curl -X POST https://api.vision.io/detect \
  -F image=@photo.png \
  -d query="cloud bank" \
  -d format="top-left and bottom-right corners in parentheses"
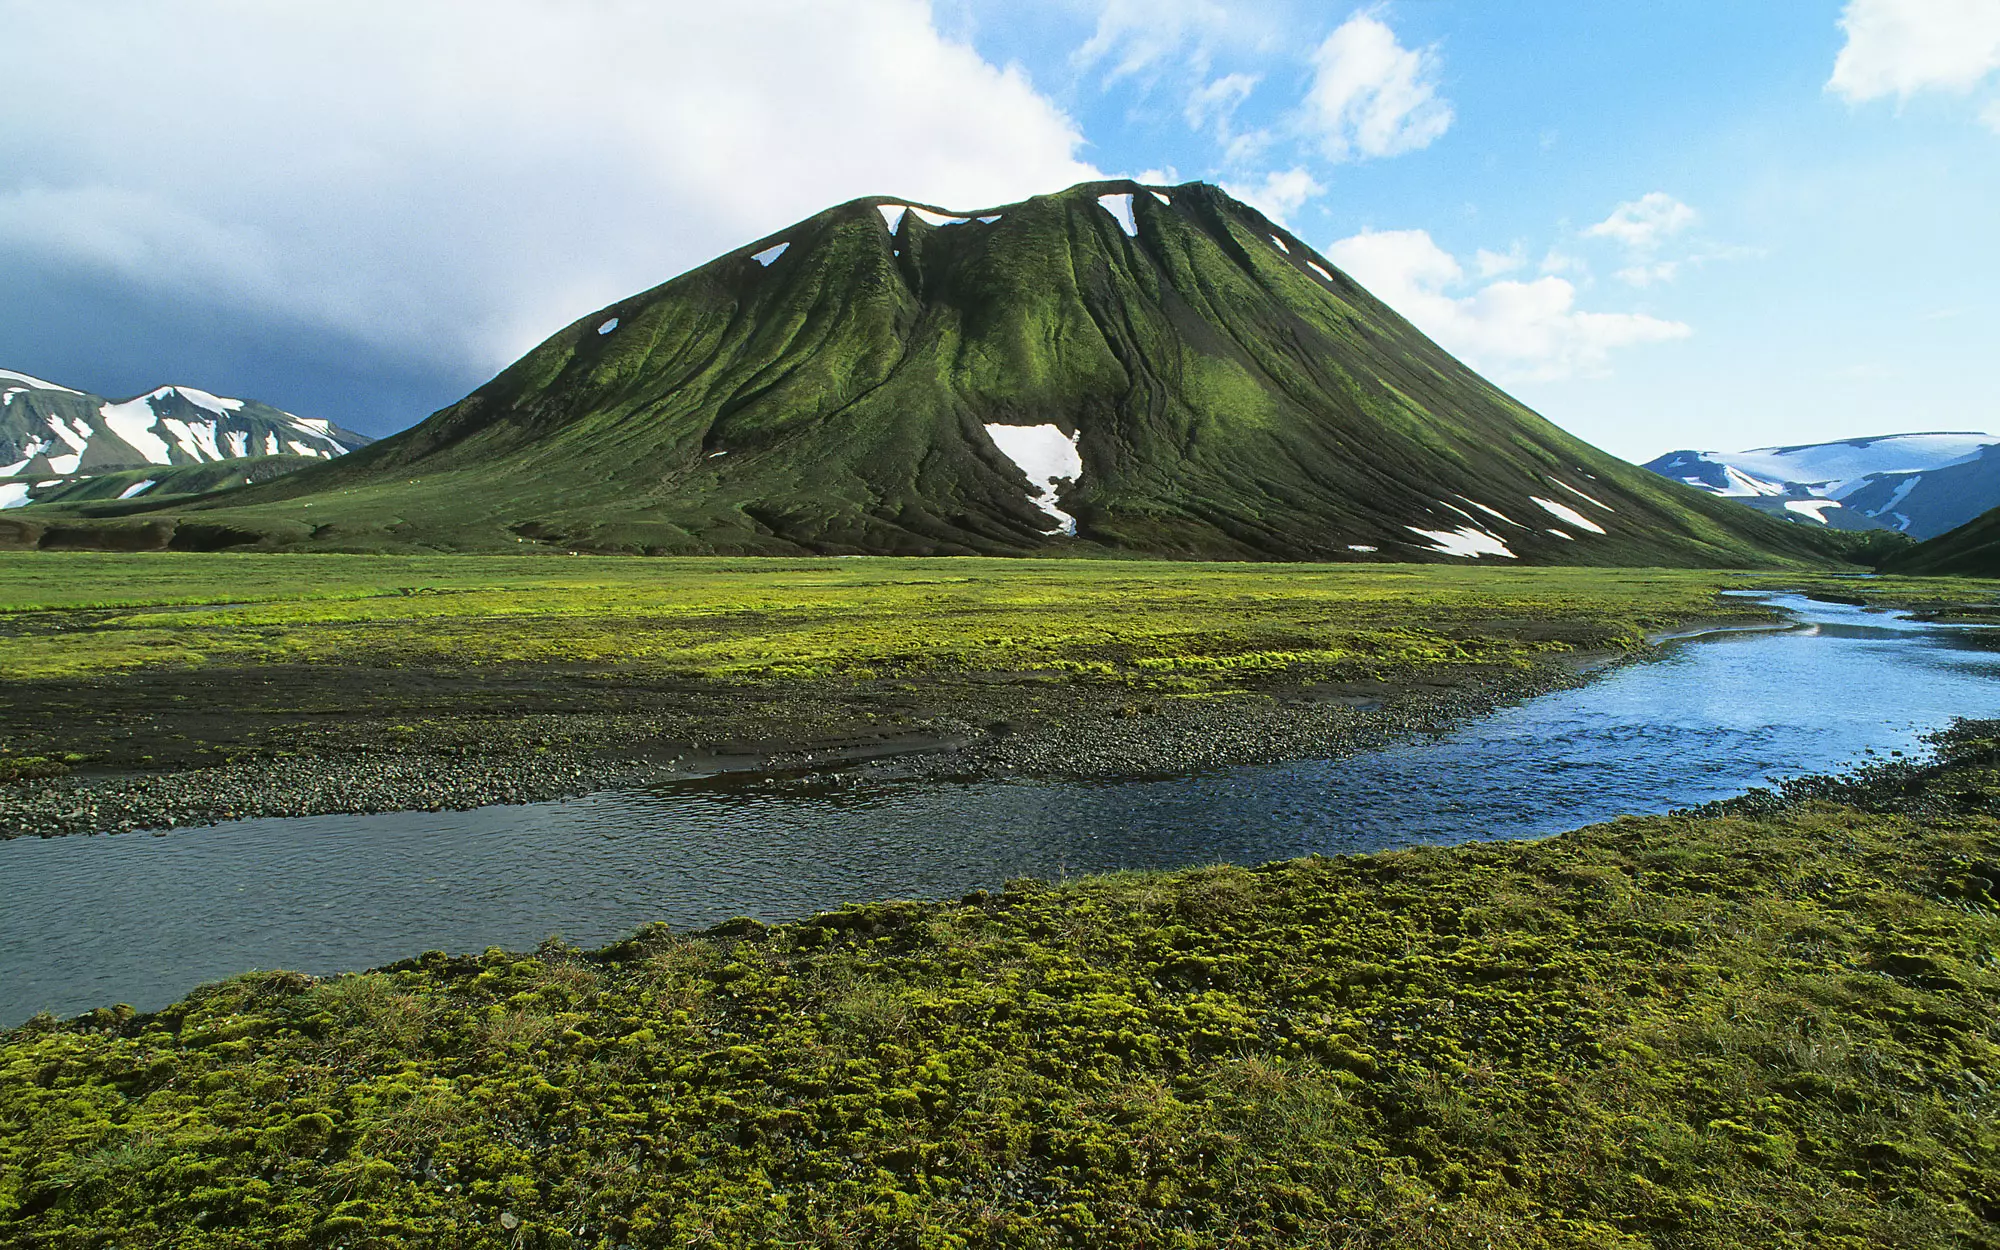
top-left (0, 0), bottom-right (1099, 424)
top-left (1327, 228), bottom-right (1691, 382)
top-left (1828, 0), bottom-right (2000, 129)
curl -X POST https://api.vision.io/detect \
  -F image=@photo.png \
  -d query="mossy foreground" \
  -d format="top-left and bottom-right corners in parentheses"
top-left (6, 736), bottom-right (1999, 1247)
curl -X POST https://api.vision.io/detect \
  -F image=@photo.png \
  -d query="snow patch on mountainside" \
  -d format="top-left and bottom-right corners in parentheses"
top-left (100, 398), bottom-right (174, 465)
top-left (1097, 193), bottom-right (1138, 237)
top-left (118, 479), bottom-right (157, 499)
top-left (751, 243), bottom-right (789, 267)
top-left (1785, 500), bottom-right (1841, 522)
top-left (910, 207), bottom-right (968, 227)
top-left (984, 423), bottom-right (1083, 536)
top-left (1407, 526), bottom-right (1515, 559)
top-left (0, 369), bottom-right (79, 394)
top-left (1531, 497), bottom-right (1606, 534)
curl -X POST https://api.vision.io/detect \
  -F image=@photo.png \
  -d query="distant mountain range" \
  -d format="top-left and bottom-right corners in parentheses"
top-left (26, 179), bottom-right (1846, 566)
top-left (1642, 432), bottom-right (2000, 540)
top-left (0, 370), bottom-right (370, 509)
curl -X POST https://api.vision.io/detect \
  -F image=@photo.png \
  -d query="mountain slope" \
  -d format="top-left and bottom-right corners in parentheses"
top-left (60, 182), bottom-right (1838, 565)
top-left (1644, 432), bottom-right (2000, 539)
top-left (0, 371), bottom-right (369, 496)
top-left (1880, 503), bottom-right (2000, 575)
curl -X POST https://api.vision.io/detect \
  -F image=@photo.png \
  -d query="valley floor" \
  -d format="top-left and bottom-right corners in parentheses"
top-left (4, 723), bottom-right (1997, 1247)
top-left (6, 553), bottom-right (1986, 838)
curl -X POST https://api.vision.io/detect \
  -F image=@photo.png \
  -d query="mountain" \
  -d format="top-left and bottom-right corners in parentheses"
top-left (0, 456), bottom-right (328, 511)
top-left (24, 182), bottom-right (1842, 565)
top-left (1643, 432), bottom-right (2000, 540)
top-left (0, 370), bottom-right (370, 509)
top-left (1879, 503), bottom-right (2000, 575)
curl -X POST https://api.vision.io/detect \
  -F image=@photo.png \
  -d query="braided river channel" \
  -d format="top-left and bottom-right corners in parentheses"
top-left (5, 592), bottom-right (1997, 1025)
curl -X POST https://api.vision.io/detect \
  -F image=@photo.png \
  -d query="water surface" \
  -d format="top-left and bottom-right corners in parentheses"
top-left (4, 593), bottom-right (1994, 1024)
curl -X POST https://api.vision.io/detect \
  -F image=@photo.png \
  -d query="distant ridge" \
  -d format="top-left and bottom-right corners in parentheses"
top-left (0, 370), bottom-right (370, 510)
top-left (1643, 431), bottom-right (2000, 540)
top-left (15, 182), bottom-right (1841, 565)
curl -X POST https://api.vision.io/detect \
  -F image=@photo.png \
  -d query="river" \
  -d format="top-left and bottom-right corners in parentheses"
top-left (3, 593), bottom-right (1995, 1025)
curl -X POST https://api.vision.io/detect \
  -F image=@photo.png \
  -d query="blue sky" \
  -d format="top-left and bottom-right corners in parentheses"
top-left (3, 0), bottom-right (1996, 461)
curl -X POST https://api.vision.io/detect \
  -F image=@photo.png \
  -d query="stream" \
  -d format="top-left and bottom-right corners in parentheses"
top-left (4, 592), bottom-right (1995, 1025)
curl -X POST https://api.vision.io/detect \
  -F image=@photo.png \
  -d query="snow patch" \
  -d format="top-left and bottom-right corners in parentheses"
top-left (263, 432), bottom-right (280, 456)
top-left (1149, 189), bottom-right (1171, 205)
top-left (1096, 192), bottom-right (1138, 237)
top-left (118, 479), bottom-right (158, 499)
top-left (48, 453), bottom-right (80, 475)
top-left (1870, 475), bottom-right (1921, 517)
top-left (909, 207), bottom-right (969, 227)
top-left (597, 317), bottom-right (619, 335)
top-left (159, 385), bottom-right (243, 417)
top-left (1530, 497), bottom-right (1606, 534)
top-left (1457, 496), bottom-right (1522, 527)
top-left (0, 369), bottom-right (79, 394)
top-left (1270, 235), bottom-right (1289, 253)
top-left (1551, 479), bottom-right (1613, 511)
top-left (48, 416), bottom-right (89, 453)
top-left (161, 417), bottom-right (224, 461)
top-left (751, 242), bottom-right (789, 267)
top-left (100, 398), bottom-right (174, 464)
top-left (984, 423), bottom-right (1084, 536)
top-left (0, 482), bottom-right (32, 509)
top-left (976, 215), bottom-right (1001, 224)
top-left (1783, 499), bottom-right (1842, 523)
top-left (223, 431), bottom-right (249, 458)
top-left (1307, 261), bottom-right (1333, 282)
top-left (877, 204), bottom-right (908, 234)
top-left (1346, 544), bottom-right (1378, 553)
top-left (1546, 529), bottom-right (1574, 540)
top-left (1406, 526), bottom-right (1516, 559)
top-left (0, 388), bottom-right (22, 404)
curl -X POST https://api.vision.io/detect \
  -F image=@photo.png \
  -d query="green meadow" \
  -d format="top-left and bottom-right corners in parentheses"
top-left (0, 552), bottom-right (1971, 689)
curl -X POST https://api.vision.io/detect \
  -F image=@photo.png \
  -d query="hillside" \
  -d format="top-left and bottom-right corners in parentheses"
top-left (37, 182), bottom-right (1838, 565)
top-left (1644, 432), bottom-right (2000, 539)
top-left (1882, 502), bottom-right (2000, 575)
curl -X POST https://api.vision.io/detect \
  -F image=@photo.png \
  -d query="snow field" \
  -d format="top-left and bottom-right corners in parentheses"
top-left (983, 423), bottom-right (1084, 536)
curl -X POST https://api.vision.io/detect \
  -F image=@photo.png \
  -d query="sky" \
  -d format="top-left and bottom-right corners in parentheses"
top-left (2, 0), bottom-right (1995, 463)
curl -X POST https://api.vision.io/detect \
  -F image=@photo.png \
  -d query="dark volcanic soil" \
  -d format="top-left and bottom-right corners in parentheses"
top-left (0, 658), bottom-right (1597, 838)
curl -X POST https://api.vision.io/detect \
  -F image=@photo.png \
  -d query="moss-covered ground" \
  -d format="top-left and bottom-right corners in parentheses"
top-left (5, 726), bottom-right (1998, 1247)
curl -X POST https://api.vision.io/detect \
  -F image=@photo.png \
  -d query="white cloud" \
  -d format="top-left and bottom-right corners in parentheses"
top-left (1584, 193), bottom-right (1698, 253)
top-left (1186, 72), bottom-right (1260, 138)
top-left (1827, 0), bottom-right (2000, 102)
top-left (1474, 245), bottom-right (1525, 278)
top-left (1326, 228), bottom-right (1691, 381)
top-left (1220, 167), bottom-right (1325, 224)
top-left (0, 0), bottom-right (1098, 374)
top-left (1073, 0), bottom-right (1246, 82)
top-left (1300, 12), bottom-right (1453, 162)
top-left (1984, 96), bottom-right (2000, 131)
top-left (1614, 261), bottom-right (1681, 287)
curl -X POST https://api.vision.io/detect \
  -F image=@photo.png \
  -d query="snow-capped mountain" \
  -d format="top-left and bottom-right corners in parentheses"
top-left (1, 369), bottom-right (368, 483)
top-left (1642, 432), bottom-right (2000, 539)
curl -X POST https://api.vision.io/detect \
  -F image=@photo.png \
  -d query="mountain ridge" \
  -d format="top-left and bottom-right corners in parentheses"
top-left (14, 181), bottom-right (1845, 566)
top-left (0, 370), bottom-right (371, 511)
top-left (1643, 431), bottom-right (2000, 539)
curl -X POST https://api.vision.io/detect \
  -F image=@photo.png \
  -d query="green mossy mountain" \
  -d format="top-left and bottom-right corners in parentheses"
top-left (1883, 504), bottom-right (2000, 575)
top-left (79, 181), bottom-right (1838, 563)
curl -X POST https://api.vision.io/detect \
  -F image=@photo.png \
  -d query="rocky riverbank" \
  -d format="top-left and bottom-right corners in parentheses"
top-left (0, 660), bottom-right (1592, 838)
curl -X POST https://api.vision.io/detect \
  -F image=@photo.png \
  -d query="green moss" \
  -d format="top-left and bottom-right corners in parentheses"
top-left (6, 728), bottom-right (1998, 1246)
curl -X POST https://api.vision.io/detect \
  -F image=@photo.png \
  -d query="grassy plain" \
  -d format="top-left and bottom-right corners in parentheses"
top-left (0, 551), bottom-right (1920, 685)
top-left (4, 727), bottom-right (1996, 1247)
top-left (2, 552), bottom-right (1990, 785)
